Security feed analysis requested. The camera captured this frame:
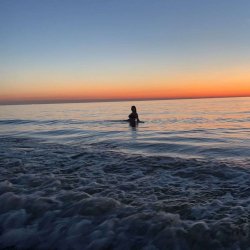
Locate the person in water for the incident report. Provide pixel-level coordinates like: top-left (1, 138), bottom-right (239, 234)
top-left (128, 106), bottom-right (140, 126)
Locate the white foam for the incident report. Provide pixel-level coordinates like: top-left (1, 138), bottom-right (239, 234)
top-left (0, 137), bottom-right (249, 249)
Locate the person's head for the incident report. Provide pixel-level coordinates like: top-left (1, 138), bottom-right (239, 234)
top-left (131, 106), bottom-right (137, 113)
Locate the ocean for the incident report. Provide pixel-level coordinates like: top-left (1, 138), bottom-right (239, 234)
top-left (0, 97), bottom-right (250, 249)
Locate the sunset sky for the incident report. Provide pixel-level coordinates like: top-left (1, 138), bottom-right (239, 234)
top-left (0, 0), bottom-right (250, 104)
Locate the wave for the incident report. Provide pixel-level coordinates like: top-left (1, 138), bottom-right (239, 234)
top-left (0, 118), bottom-right (130, 126)
top-left (0, 136), bottom-right (249, 249)
top-left (0, 119), bottom-right (91, 125)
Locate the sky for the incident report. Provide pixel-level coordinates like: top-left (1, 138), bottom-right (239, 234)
top-left (0, 0), bottom-right (250, 104)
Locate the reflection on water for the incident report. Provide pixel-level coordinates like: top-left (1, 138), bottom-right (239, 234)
top-left (0, 97), bottom-right (249, 159)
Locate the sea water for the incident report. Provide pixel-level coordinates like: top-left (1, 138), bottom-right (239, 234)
top-left (0, 97), bottom-right (249, 249)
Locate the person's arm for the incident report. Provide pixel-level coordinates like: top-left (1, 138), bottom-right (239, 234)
top-left (136, 113), bottom-right (140, 122)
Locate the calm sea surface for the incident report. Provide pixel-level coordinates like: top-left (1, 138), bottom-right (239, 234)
top-left (0, 97), bottom-right (249, 160)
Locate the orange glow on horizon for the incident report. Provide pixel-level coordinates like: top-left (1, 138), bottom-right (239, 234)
top-left (1, 80), bottom-right (250, 104)
top-left (1, 66), bottom-right (250, 104)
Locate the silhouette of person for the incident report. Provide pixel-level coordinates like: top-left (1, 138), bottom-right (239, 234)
top-left (128, 106), bottom-right (140, 127)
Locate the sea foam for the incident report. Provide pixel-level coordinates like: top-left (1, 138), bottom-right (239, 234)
top-left (0, 136), bottom-right (249, 249)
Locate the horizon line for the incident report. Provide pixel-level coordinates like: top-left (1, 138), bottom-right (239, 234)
top-left (0, 95), bottom-right (250, 106)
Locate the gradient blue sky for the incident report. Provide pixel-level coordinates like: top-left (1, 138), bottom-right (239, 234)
top-left (1, 0), bottom-right (250, 103)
